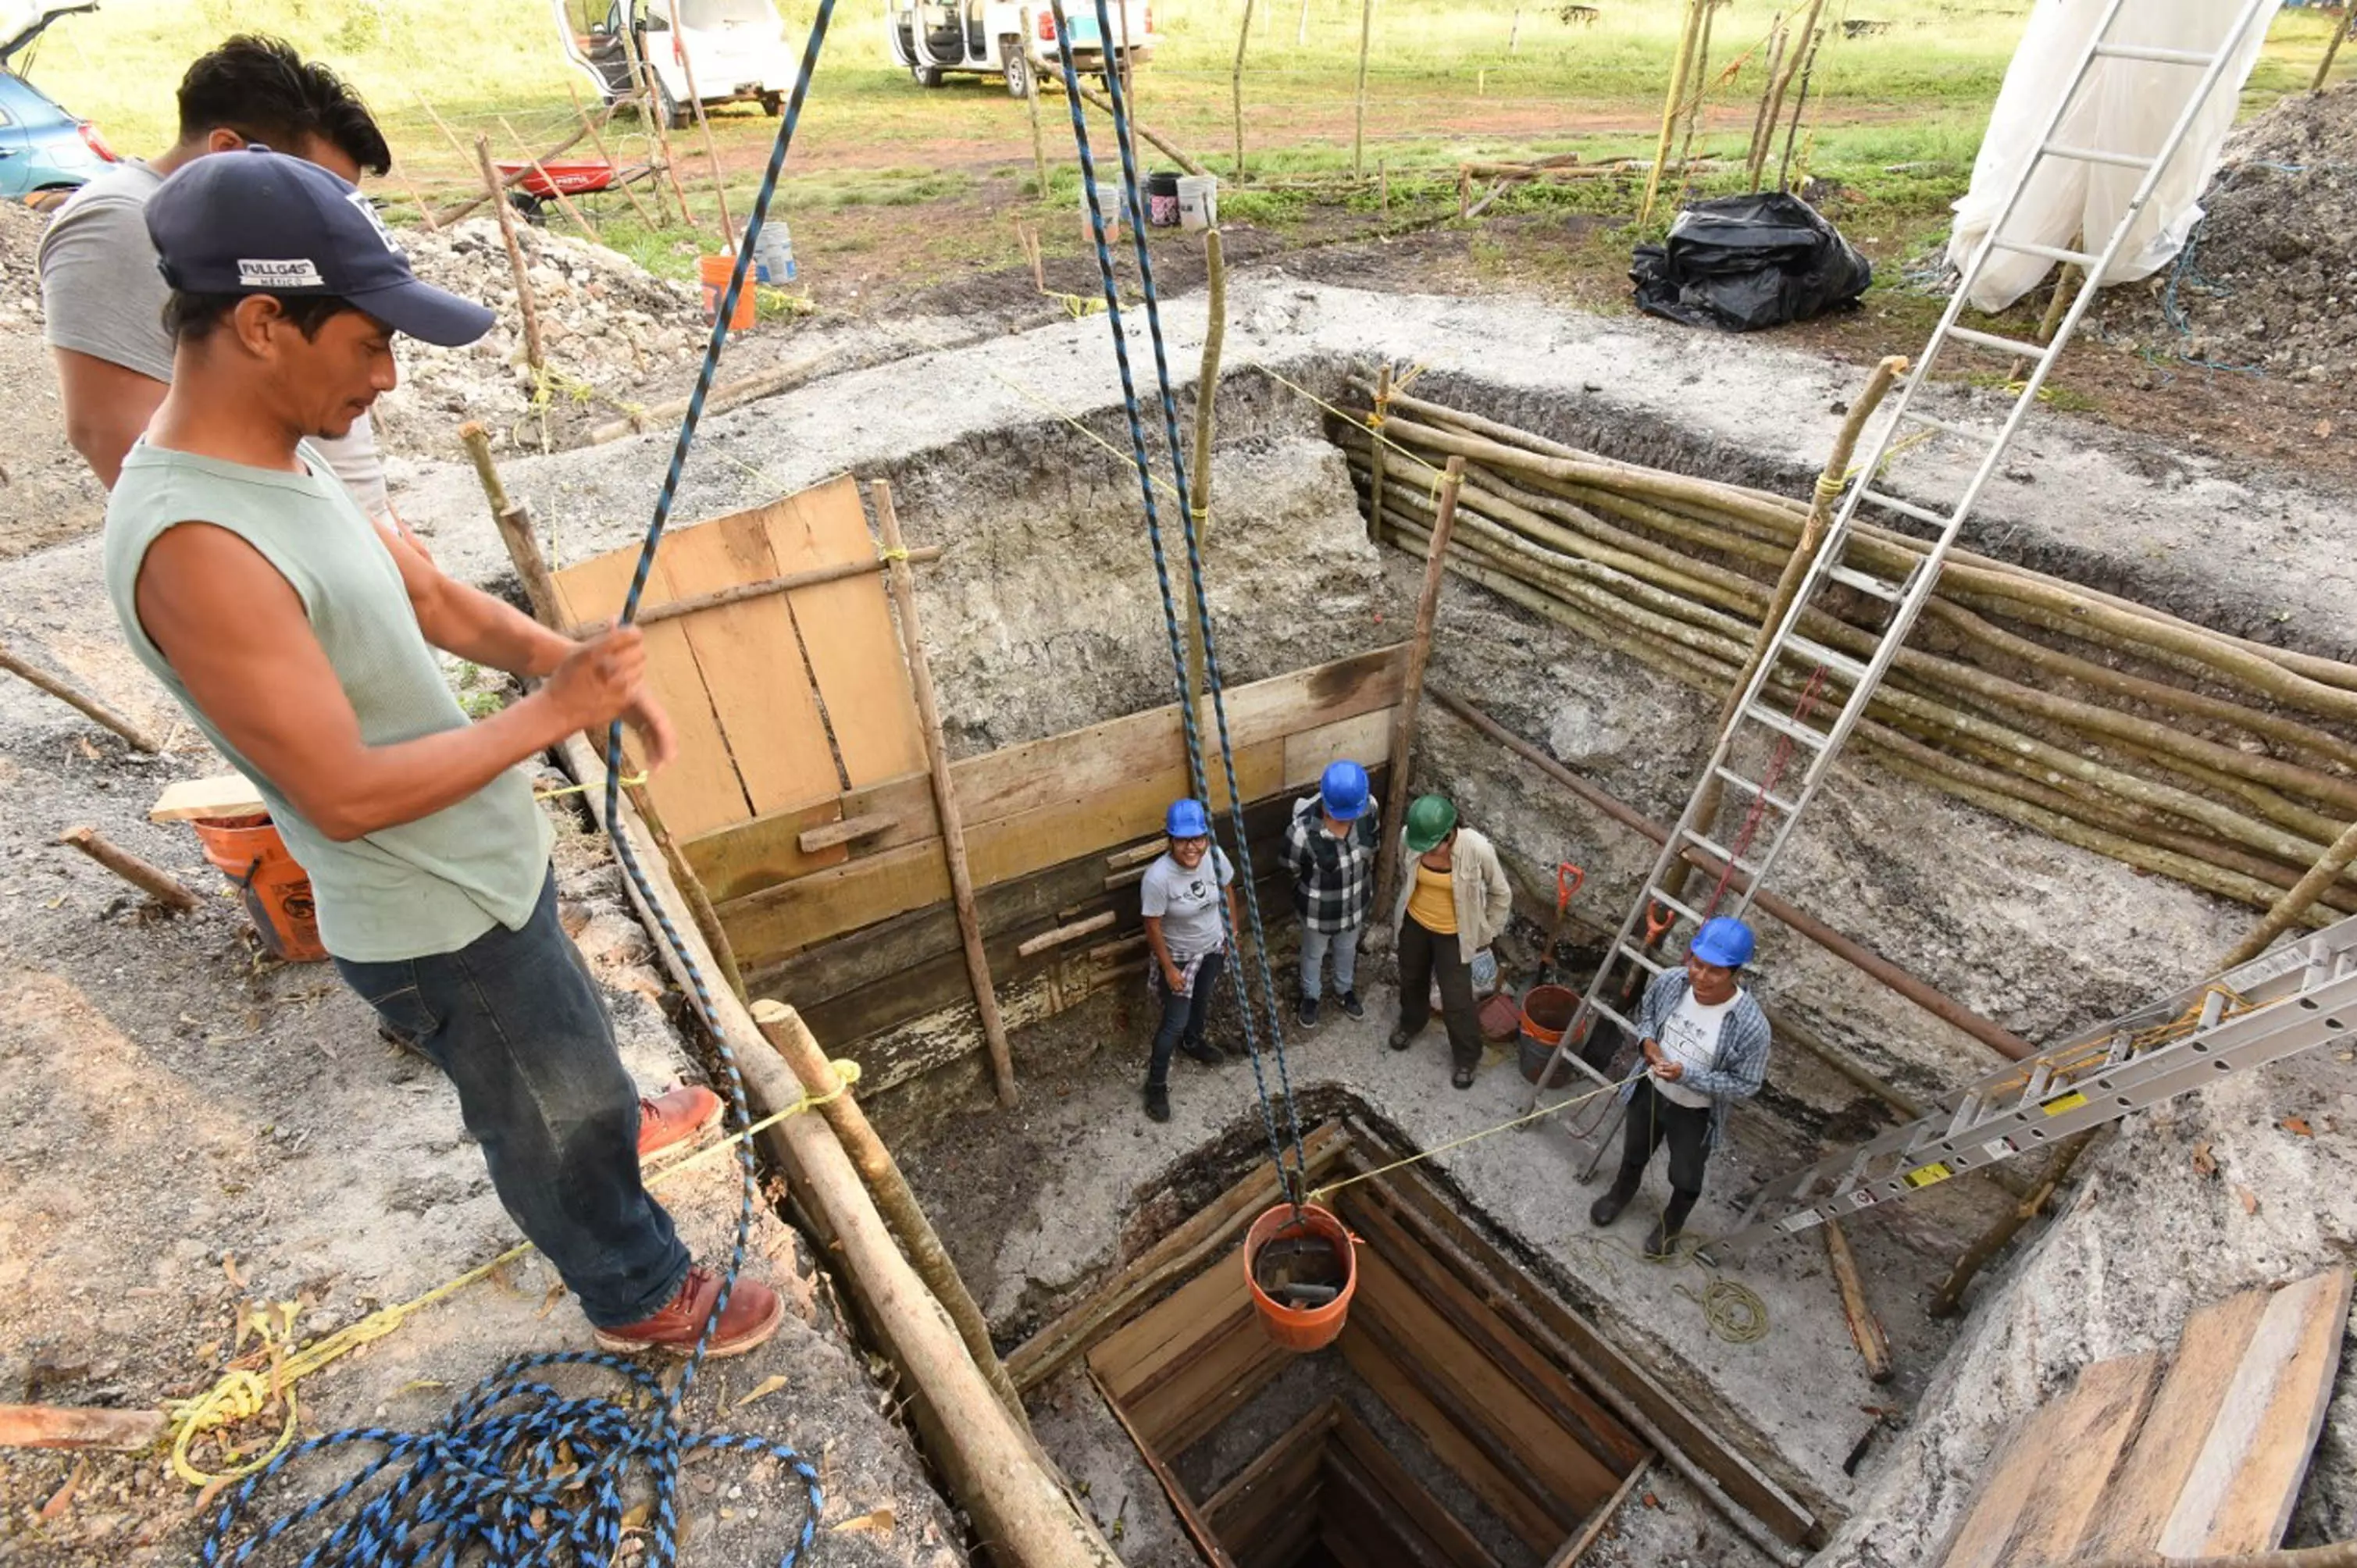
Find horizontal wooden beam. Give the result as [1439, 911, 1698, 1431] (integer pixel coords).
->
[569, 547, 943, 633]
[797, 811, 900, 854]
[1016, 910, 1117, 958]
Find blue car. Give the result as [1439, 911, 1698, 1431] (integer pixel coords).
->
[0, 2, 115, 202]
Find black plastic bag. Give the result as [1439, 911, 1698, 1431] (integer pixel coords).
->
[1630, 192, 1873, 332]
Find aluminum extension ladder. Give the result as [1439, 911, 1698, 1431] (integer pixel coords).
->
[1526, 0, 2281, 1130]
[1721, 913, 2357, 1252]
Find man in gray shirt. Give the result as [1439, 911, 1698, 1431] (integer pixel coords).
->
[39, 35, 397, 518]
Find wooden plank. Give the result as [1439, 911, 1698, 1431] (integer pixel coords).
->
[1320, 1448, 1456, 1568]
[683, 771, 936, 903]
[149, 773, 264, 823]
[1338, 1184, 1645, 1477]
[761, 476, 927, 787]
[1129, 1307, 1289, 1455]
[800, 812, 900, 853]
[1335, 1140, 1820, 1547]
[551, 545, 750, 837]
[2156, 1267, 2353, 1558]
[1285, 707, 1393, 790]
[652, 502, 841, 818]
[1243, 1500, 1321, 1568]
[1089, 1249, 1249, 1400]
[1331, 1403, 1501, 1568]
[1117, 1295, 1257, 1420]
[1351, 1252, 1610, 1520]
[1087, 1366, 1243, 1568]
[1342, 1317, 1563, 1556]
[2075, 1287, 2273, 1560]
[1548, 1456, 1653, 1568]
[1203, 1399, 1338, 1526]
[1009, 1122, 1350, 1392]
[1934, 1352, 2163, 1568]
[1219, 1438, 1325, 1563]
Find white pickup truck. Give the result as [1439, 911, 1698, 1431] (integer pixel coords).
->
[886, 0, 1154, 98]
[555, 0, 804, 126]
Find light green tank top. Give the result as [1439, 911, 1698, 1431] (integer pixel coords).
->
[103, 440, 554, 962]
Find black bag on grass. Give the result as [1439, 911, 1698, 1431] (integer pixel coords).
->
[1629, 192, 1872, 332]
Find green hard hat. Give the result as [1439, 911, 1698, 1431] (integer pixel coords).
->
[1404, 794, 1458, 853]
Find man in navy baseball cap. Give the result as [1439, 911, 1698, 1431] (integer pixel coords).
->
[98, 146, 784, 1359]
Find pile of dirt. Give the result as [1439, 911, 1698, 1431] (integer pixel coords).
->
[370, 216, 709, 454]
[2092, 82, 2357, 381]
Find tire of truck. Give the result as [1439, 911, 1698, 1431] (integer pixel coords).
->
[654, 75, 690, 130]
[760, 91, 783, 116]
[1002, 41, 1033, 98]
[911, 62, 945, 87]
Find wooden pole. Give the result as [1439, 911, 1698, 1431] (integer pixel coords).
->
[2314, 2, 2352, 92]
[1640, 0, 1708, 225]
[871, 481, 1019, 1107]
[1374, 455, 1464, 914]
[1184, 230, 1228, 720]
[1546, 1457, 1652, 1566]
[1749, 0, 1825, 189]
[2072, 1544, 2357, 1568]
[2220, 817, 2357, 970]
[751, 1000, 1029, 1425]
[1508, 4, 1521, 55]
[1926, 1129, 2099, 1319]
[618, 15, 697, 227]
[1673, 0, 1717, 183]
[568, 78, 661, 228]
[0, 1403, 166, 1452]
[391, 161, 440, 233]
[458, 422, 559, 622]
[1352, 0, 1375, 181]
[1297, 0, 1310, 47]
[1232, 0, 1257, 179]
[1073, 83, 1206, 175]
[1744, 18, 1787, 189]
[614, 548, 945, 630]
[1820, 1217, 1892, 1383]
[414, 89, 473, 166]
[1365, 362, 1392, 546]
[1022, 9, 1052, 196]
[0, 643, 162, 752]
[1775, 23, 1824, 193]
[473, 137, 546, 376]
[674, 26, 737, 251]
[499, 114, 603, 246]
[558, 736, 1118, 1566]
[58, 826, 200, 911]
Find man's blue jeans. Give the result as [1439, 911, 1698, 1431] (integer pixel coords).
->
[1300, 921, 1364, 1000]
[333, 871, 692, 1329]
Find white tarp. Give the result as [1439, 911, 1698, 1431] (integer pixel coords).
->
[1946, 0, 2280, 312]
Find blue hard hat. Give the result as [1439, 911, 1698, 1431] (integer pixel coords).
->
[1165, 798, 1211, 839]
[1689, 917, 1756, 969]
[1319, 760, 1371, 821]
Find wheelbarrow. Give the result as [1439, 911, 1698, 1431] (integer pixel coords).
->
[494, 157, 653, 221]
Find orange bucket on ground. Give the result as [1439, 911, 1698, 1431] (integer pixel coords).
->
[1518, 982, 1585, 1087]
[1244, 1202, 1357, 1352]
[697, 253, 758, 330]
[192, 814, 326, 963]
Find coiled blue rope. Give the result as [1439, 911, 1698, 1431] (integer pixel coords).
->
[194, 9, 839, 1564]
[1048, 3, 1311, 1204]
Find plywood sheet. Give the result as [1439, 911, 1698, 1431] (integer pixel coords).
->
[2156, 1267, 2352, 1557]
[2076, 1288, 2273, 1560]
[550, 545, 750, 838]
[651, 502, 842, 820]
[1285, 707, 1393, 791]
[1089, 1246, 1250, 1402]
[1330, 1403, 1500, 1568]
[1934, 1352, 2162, 1568]
[761, 477, 925, 788]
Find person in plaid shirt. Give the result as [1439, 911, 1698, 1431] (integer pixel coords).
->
[1284, 761, 1379, 1030]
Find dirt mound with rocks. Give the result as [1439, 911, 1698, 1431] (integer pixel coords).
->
[371, 217, 711, 456]
[2092, 82, 2357, 383]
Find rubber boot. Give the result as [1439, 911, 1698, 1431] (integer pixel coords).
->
[1144, 1082, 1171, 1123]
[1589, 1167, 1641, 1228]
[1645, 1188, 1699, 1259]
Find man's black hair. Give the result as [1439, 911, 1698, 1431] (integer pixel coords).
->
[162, 290, 364, 346]
[176, 35, 392, 177]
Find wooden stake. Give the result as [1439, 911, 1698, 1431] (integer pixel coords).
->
[391, 160, 440, 233]
[1673, 0, 1717, 181]
[2314, 2, 2352, 93]
[557, 736, 1115, 1565]
[1640, 0, 1708, 225]
[1927, 1129, 2100, 1319]
[1378, 155, 1389, 216]
[458, 422, 559, 622]
[1775, 23, 1824, 194]
[568, 78, 661, 228]
[1297, 0, 1310, 48]
[1022, 9, 1051, 196]
[1353, 0, 1375, 181]
[0, 1403, 166, 1452]
[473, 137, 546, 376]
[614, 548, 944, 630]
[1749, 0, 1826, 189]
[0, 643, 161, 752]
[871, 480, 1018, 1108]
[1820, 1217, 1892, 1383]
[1365, 362, 1392, 545]
[2221, 817, 2357, 970]
[1745, 19, 1788, 189]
[618, 15, 697, 227]
[414, 88, 473, 166]
[1232, 0, 1258, 180]
[751, 1000, 1030, 1424]
[1508, 4, 1521, 54]
[499, 113, 603, 246]
[58, 826, 200, 911]
[675, 40, 737, 250]
[1073, 83, 1206, 175]
[1374, 454, 1464, 914]
[1184, 229, 1228, 720]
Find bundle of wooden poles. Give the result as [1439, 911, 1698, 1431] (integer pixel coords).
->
[1336, 373, 2357, 925]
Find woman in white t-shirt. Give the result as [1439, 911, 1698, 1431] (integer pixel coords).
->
[1138, 798, 1239, 1124]
[1588, 917, 1774, 1258]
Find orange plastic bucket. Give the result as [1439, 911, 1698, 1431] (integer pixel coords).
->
[192, 814, 326, 963]
[1519, 982, 1585, 1087]
[1244, 1202, 1357, 1352]
[697, 253, 758, 330]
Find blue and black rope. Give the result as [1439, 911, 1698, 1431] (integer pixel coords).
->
[195, 7, 839, 1565]
[1048, 2, 1310, 1204]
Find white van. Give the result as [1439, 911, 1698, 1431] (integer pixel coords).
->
[554, 0, 802, 126]
[886, 0, 1154, 98]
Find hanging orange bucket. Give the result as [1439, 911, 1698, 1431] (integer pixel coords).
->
[191, 814, 327, 963]
[1243, 1202, 1357, 1352]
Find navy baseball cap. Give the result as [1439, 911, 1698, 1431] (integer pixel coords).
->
[146, 145, 494, 347]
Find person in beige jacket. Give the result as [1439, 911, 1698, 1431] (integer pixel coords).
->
[1388, 794, 1514, 1089]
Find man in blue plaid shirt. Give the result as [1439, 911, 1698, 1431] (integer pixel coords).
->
[1284, 761, 1379, 1029]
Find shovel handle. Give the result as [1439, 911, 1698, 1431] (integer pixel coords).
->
[1555, 862, 1585, 911]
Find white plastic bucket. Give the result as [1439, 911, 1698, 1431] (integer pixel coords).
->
[1177, 173, 1218, 232]
[1079, 175, 1124, 242]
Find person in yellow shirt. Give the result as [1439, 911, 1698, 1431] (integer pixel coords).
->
[1386, 795, 1513, 1089]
